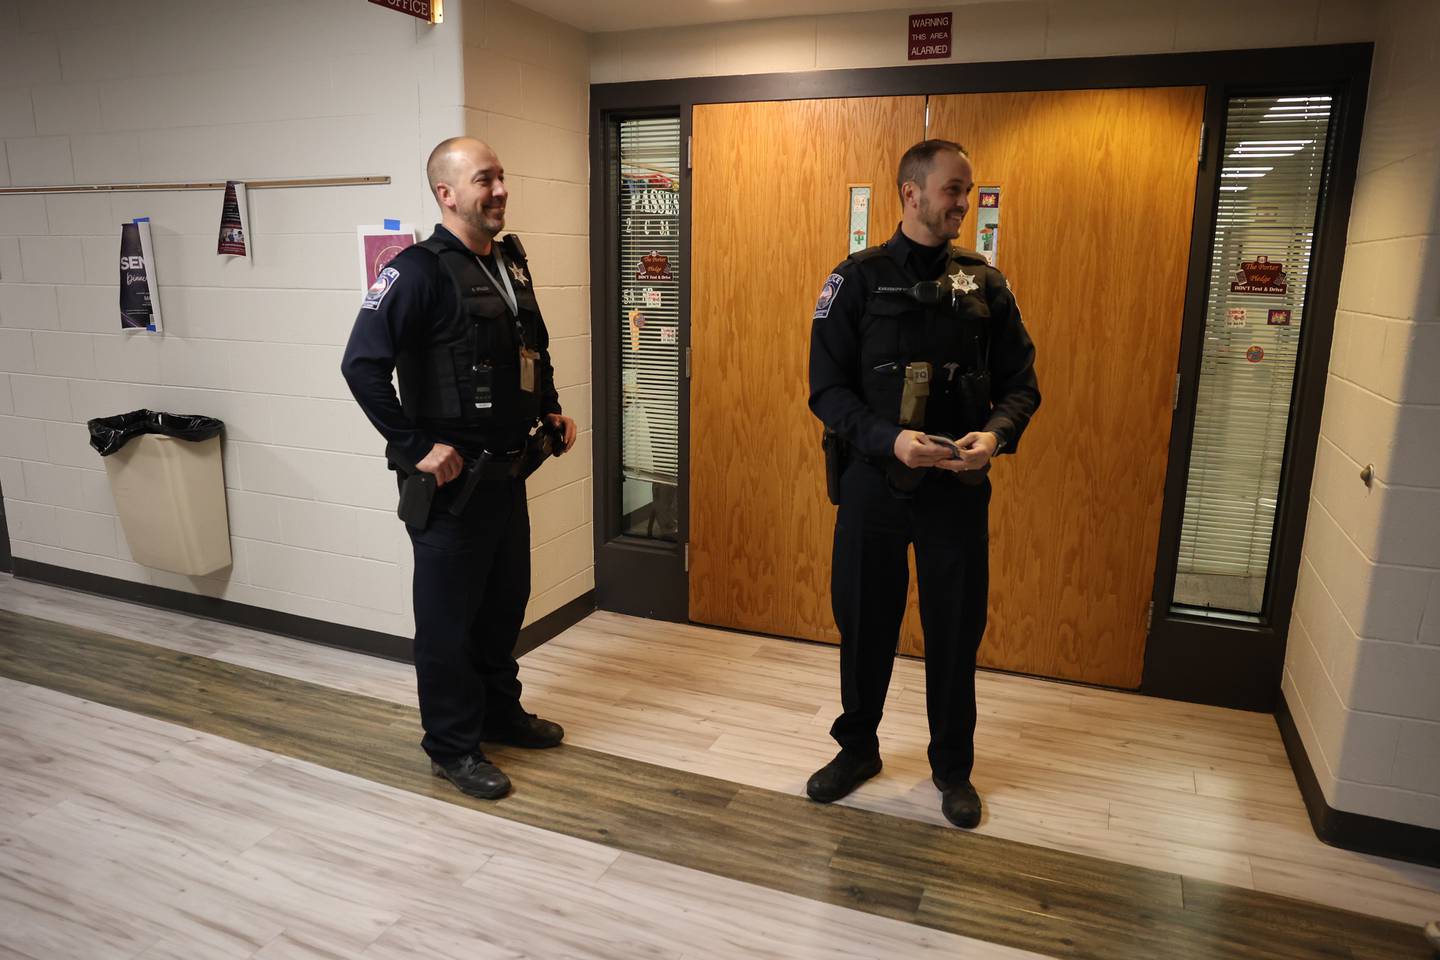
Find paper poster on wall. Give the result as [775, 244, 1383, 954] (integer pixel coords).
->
[216, 181, 251, 260]
[119, 218, 162, 333]
[975, 186, 1000, 265]
[848, 185, 871, 254]
[356, 222, 419, 293]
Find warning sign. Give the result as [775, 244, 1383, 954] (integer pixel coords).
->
[908, 12, 952, 60]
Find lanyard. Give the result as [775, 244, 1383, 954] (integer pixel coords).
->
[474, 247, 518, 315]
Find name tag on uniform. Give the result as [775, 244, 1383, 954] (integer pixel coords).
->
[520, 347, 539, 393]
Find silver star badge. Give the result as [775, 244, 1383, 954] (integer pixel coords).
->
[950, 270, 979, 295]
[508, 262, 529, 286]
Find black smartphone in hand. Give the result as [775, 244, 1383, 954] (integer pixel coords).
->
[924, 434, 962, 459]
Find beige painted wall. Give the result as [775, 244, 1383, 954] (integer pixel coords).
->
[590, 0, 1440, 832]
[590, 1, 1375, 82]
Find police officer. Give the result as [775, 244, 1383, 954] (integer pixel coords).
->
[341, 137, 577, 800]
[806, 139, 1040, 828]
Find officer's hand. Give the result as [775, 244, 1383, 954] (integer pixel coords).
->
[893, 430, 951, 469]
[416, 442, 464, 486]
[937, 431, 999, 473]
[546, 414, 577, 453]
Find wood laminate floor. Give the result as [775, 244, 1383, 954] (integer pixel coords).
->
[0, 575, 1435, 960]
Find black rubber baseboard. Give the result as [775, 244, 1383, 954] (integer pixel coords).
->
[0, 498, 12, 575]
[1276, 691, 1440, 868]
[9, 558, 594, 666]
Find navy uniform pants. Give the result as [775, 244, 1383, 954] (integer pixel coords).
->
[407, 470, 530, 764]
[829, 459, 991, 784]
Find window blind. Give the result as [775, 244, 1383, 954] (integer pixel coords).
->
[617, 117, 682, 487]
[1174, 95, 1334, 613]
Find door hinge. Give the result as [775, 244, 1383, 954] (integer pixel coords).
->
[1146, 601, 1155, 633]
[686, 135, 693, 171]
[1172, 373, 1181, 411]
[684, 345, 692, 379]
[1198, 122, 1207, 165]
[684, 542, 690, 572]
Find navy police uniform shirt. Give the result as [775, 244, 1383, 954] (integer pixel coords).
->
[340, 224, 562, 466]
[808, 225, 1040, 459]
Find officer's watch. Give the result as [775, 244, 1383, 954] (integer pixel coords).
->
[989, 432, 1005, 454]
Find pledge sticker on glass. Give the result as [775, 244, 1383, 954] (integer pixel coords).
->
[637, 251, 673, 281]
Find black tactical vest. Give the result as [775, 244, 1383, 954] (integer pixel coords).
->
[397, 234, 543, 436]
[851, 244, 993, 436]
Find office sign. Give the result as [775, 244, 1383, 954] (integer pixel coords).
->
[368, 0, 442, 24]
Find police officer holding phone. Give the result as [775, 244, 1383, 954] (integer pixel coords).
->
[807, 139, 1040, 827]
[341, 137, 577, 800]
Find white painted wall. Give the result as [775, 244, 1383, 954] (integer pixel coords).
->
[591, 1, 1440, 832]
[1284, 0, 1440, 831]
[0, 0, 592, 638]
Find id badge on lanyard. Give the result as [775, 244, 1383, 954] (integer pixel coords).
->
[477, 249, 537, 394]
[520, 346, 538, 393]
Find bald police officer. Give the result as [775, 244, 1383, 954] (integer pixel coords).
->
[806, 139, 1040, 827]
[341, 137, 577, 800]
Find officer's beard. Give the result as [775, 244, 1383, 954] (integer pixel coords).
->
[917, 195, 962, 243]
[460, 204, 505, 237]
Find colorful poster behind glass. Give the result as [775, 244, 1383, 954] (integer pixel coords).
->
[975, 186, 1000, 265]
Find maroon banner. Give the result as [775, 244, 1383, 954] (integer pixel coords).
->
[636, 251, 673, 281]
[1230, 256, 1288, 295]
[909, 12, 952, 61]
[368, 0, 440, 24]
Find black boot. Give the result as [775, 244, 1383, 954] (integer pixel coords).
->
[933, 775, 981, 828]
[431, 753, 511, 799]
[806, 750, 882, 803]
[484, 713, 565, 749]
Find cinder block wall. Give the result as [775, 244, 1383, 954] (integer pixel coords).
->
[0, 0, 593, 637]
[1284, 0, 1440, 831]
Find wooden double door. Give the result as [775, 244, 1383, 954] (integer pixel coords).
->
[689, 88, 1205, 688]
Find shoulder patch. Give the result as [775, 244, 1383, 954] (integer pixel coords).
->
[361, 266, 400, 311]
[813, 273, 845, 319]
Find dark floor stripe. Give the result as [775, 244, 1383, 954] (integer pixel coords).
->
[0, 607, 1427, 959]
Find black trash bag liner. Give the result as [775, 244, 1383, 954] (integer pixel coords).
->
[87, 409, 224, 456]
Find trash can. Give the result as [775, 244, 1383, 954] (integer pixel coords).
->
[88, 410, 231, 577]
